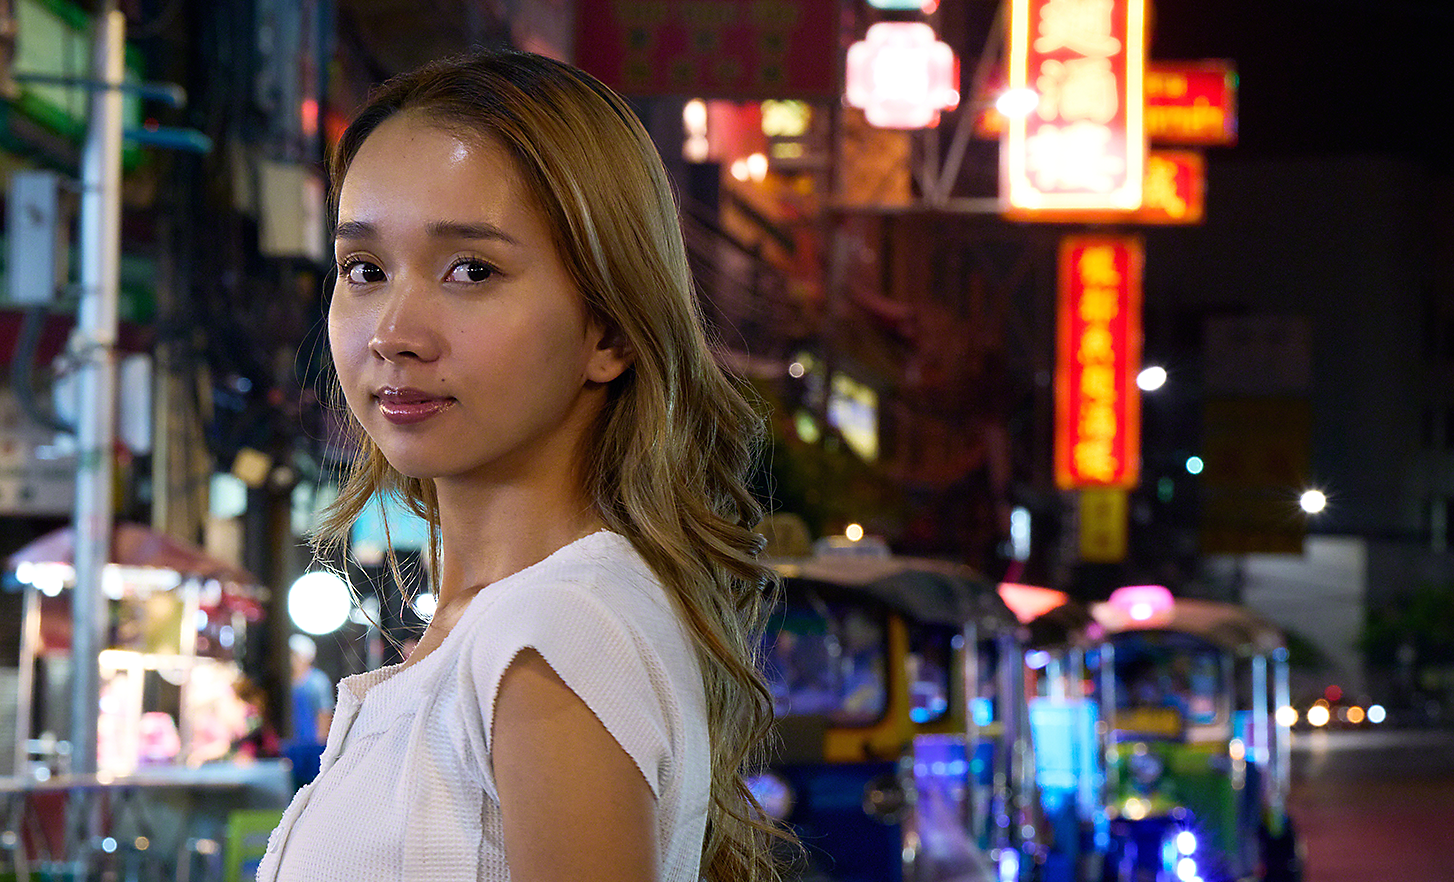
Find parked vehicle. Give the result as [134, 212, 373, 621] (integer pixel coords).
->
[755, 548, 1030, 882]
[1023, 585, 1302, 882]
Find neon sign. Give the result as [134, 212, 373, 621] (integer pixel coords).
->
[1145, 61, 1237, 146]
[1054, 236, 1142, 489]
[845, 22, 959, 129]
[1004, 0, 1146, 211]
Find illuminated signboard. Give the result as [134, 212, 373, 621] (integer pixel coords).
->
[979, 61, 1234, 145]
[1005, 149, 1203, 224]
[574, 0, 837, 98]
[845, 22, 959, 129]
[1145, 61, 1237, 146]
[1137, 149, 1204, 223]
[1054, 236, 1142, 489]
[1003, 0, 1146, 211]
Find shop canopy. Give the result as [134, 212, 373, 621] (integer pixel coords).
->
[7, 521, 258, 586]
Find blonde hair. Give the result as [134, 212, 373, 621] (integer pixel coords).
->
[314, 49, 785, 881]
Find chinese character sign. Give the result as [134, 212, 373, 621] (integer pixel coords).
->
[1055, 236, 1142, 489]
[1004, 0, 1146, 211]
[574, 0, 837, 98]
[1137, 150, 1204, 223]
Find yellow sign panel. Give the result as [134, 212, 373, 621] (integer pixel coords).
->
[1114, 706, 1183, 737]
[1079, 487, 1128, 563]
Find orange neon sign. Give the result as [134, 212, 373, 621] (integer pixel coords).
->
[1003, 0, 1146, 211]
[1054, 236, 1142, 489]
[1137, 150, 1204, 223]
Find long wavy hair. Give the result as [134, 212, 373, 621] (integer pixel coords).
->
[312, 49, 785, 881]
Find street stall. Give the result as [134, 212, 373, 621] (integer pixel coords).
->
[2, 522, 290, 880]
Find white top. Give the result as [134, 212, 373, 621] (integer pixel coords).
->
[254, 531, 710, 881]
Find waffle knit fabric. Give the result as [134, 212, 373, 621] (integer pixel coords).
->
[254, 531, 710, 881]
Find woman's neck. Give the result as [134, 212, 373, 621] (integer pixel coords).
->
[429, 476, 604, 609]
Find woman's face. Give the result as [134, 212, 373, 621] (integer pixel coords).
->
[329, 112, 629, 486]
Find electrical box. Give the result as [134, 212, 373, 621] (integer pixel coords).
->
[6, 170, 64, 305]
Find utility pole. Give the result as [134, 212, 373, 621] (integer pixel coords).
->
[70, 0, 124, 778]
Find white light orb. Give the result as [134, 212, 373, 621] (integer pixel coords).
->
[287, 571, 352, 635]
[1300, 489, 1327, 514]
[844, 523, 865, 542]
[1137, 365, 1168, 391]
[682, 99, 707, 131]
[994, 87, 1039, 118]
[1306, 704, 1331, 727]
[412, 592, 438, 622]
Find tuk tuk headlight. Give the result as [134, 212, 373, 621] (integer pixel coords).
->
[745, 772, 794, 820]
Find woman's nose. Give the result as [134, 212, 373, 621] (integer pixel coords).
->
[368, 284, 443, 363]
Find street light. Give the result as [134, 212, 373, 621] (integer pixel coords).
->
[1299, 489, 1327, 515]
[1137, 365, 1168, 391]
[994, 87, 1039, 118]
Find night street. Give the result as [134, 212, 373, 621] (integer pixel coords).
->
[1289, 727, 1454, 882]
[3, 0, 1454, 879]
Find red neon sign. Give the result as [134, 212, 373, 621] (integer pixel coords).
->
[1054, 236, 1142, 489]
[845, 22, 959, 129]
[1145, 61, 1237, 146]
[1004, 0, 1146, 211]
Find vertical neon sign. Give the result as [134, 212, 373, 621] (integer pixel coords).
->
[1055, 236, 1142, 489]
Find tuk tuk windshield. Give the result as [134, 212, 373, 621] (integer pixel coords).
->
[1107, 632, 1225, 737]
[765, 593, 887, 726]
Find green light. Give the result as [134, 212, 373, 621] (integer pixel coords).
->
[794, 410, 821, 444]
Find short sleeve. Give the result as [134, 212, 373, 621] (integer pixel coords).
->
[465, 581, 673, 798]
[310, 670, 335, 712]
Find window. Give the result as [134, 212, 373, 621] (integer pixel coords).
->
[907, 624, 954, 724]
[764, 592, 887, 726]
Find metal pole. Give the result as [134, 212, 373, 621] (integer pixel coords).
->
[14, 581, 39, 776]
[70, 2, 125, 778]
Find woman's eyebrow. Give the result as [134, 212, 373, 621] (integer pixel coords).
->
[333, 220, 376, 241]
[425, 220, 521, 246]
[332, 219, 522, 247]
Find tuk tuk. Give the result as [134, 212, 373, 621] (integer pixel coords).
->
[1082, 586, 1302, 882]
[755, 546, 1030, 882]
[1003, 585, 1102, 882]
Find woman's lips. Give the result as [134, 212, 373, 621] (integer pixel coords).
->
[374, 388, 455, 425]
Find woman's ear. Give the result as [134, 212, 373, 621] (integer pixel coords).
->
[586, 323, 634, 384]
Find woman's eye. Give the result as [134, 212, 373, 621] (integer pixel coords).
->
[447, 260, 496, 283]
[340, 260, 385, 285]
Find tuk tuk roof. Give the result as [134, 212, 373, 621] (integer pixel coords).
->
[1024, 596, 1096, 649]
[1090, 596, 1285, 655]
[768, 553, 1014, 628]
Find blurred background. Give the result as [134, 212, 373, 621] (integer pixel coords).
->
[0, 0, 1450, 878]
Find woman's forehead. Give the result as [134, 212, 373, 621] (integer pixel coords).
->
[337, 117, 542, 230]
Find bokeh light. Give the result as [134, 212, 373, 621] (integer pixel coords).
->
[288, 570, 352, 635]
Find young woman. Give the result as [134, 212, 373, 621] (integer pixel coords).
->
[254, 50, 783, 882]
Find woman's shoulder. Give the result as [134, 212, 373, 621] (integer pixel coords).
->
[472, 530, 667, 625]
